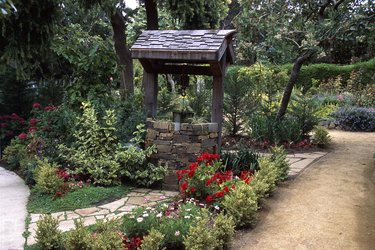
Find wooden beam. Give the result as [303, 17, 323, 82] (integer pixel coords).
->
[154, 64, 213, 76]
[142, 72, 158, 117]
[139, 59, 154, 73]
[209, 61, 223, 77]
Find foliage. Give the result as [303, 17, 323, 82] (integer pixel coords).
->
[58, 102, 120, 186]
[221, 145, 260, 176]
[122, 200, 203, 249]
[182, 211, 235, 250]
[27, 185, 130, 214]
[64, 219, 93, 249]
[286, 58, 375, 91]
[224, 66, 262, 136]
[164, 0, 230, 29]
[51, 23, 118, 108]
[140, 228, 166, 250]
[269, 146, 289, 181]
[333, 107, 375, 132]
[35, 214, 63, 250]
[117, 124, 168, 187]
[2, 138, 28, 170]
[115, 96, 146, 143]
[250, 157, 279, 200]
[221, 182, 258, 228]
[312, 126, 331, 147]
[34, 159, 64, 195]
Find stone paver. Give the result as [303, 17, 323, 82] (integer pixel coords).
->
[26, 189, 179, 245]
[98, 197, 128, 212]
[23, 150, 327, 246]
[0, 166, 30, 250]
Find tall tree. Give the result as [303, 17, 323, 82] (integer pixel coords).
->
[236, 0, 375, 119]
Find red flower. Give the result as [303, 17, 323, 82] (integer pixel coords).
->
[44, 105, 56, 111]
[223, 186, 229, 193]
[32, 103, 41, 109]
[189, 187, 196, 193]
[29, 118, 38, 127]
[231, 185, 236, 190]
[214, 191, 225, 198]
[187, 170, 195, 178]
[18, 133, 27, 140]
[28, 127, 37, 133]
[206, 195, 213, 203]
[189, 162, 198, 171]
[181, 181, 188, 191]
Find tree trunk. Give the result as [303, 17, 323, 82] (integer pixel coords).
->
[276, 53, 311, 120]
[110, 9, 134, 96]
[145, 0, 159, 30]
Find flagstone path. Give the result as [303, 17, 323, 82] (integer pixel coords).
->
[25, 188, 178, 246]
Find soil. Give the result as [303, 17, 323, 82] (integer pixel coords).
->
[230, 130, 375, 250]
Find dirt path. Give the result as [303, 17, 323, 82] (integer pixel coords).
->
[231, 130, 375, 250]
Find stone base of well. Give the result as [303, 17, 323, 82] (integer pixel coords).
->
[146, 120, 219, 190]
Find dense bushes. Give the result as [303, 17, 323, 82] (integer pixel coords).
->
[333, 107, 375, 132]
[282, 58, 375, 90]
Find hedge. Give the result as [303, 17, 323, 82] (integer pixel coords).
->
[281, 58, 375, 90]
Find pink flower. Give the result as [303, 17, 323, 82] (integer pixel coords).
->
[28, 127, 37, 133]
[32, 103, 41, 109]
[0, 123, 7, 128]
[29, 118, 38, 127]
[44, 105, 56, 111]
[18, 133, 27, 140]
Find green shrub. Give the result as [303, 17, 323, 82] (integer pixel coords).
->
[58, 102, 120, 186]
[35, 214, 63, 250]
[221, 145, 260, 175]
[140, 228, 166, 250]
[312, 125, 331, 146]
[333, 107, 375, 132]
[64, 220, 94, 249]
[221, 182, 258, 227]
[270, 146, 290, 181]
[183, 211, 235, 250]
[90, 219, 124, 250]
[2, 138, 28, 170]
[250, 157, 279, 200]
[34, 159, 64, 195]
[183, 212, 218, 250]
[213, 213, 236, 249]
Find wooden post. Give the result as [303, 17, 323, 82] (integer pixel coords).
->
[211, 75, 224, 152]
[143, 72, 158, 117]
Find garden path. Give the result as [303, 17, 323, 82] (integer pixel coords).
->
[0, 166, 29, 250]
[231, 130, 375, 250]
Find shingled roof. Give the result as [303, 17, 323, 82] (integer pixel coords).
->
[131, 30, 236, 62]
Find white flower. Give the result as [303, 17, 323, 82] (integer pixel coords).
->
[142, 213, 149, 217]
[214, 205, 220, 210]
[129, 215, 135, 219]
[175, 231, 180, 236]
[186, 208, 191, 212]
[184, 215, 191, 219]
[146, 207, 152, 210]
[156, 213, 162, 218]
[137, 217, 143, 222]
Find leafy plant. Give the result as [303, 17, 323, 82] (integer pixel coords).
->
[333, 107, 375, 132]
[221, 145, 260, 176]
[140, 228, 166, 250]
[250, 157, 279, 200]
[34, 159, 64, 195]
[64, 220, 94, 249]
[221, 181, 258, 227]
[312, 125, 331, 147]
[269, 146, 290, 181]
[58, 102, 120, 186]
[35, 214, 63, 250]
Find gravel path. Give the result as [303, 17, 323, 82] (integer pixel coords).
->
[231, 130, 375, 250]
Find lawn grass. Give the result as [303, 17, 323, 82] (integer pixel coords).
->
[27, 185, 131, 214]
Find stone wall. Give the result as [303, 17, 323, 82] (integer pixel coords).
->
[146, 120, 219, 190]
